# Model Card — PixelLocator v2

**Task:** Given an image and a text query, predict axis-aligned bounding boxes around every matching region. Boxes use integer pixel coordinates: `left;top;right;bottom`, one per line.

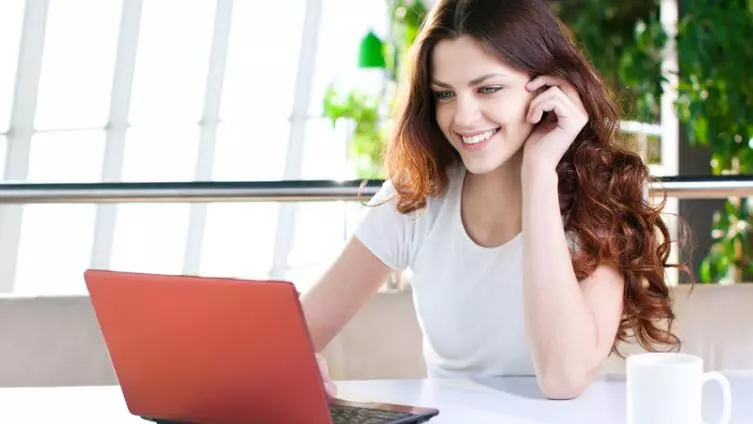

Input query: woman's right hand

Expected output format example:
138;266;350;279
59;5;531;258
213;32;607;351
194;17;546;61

301;236;393;399
316;353;337;398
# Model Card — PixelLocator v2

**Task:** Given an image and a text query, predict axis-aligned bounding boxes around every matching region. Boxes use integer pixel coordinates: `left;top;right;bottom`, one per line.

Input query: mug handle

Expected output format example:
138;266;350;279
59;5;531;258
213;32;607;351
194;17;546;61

702;371;732;424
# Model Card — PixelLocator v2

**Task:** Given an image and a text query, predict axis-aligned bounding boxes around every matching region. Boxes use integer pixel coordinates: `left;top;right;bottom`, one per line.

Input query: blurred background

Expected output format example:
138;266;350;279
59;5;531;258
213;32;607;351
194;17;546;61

0;0;750;297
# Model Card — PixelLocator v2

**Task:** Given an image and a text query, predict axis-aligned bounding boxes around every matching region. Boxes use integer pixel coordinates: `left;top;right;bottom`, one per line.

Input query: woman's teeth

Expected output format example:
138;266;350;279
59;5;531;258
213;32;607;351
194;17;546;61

462;129;497;144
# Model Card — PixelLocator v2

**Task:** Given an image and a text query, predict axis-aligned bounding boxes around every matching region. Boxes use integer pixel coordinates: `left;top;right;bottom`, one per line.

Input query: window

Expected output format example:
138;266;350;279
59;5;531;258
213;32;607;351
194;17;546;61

0;0;391;294
0;0;25;133
14;131;104;294
0;137;7;178
34;0;121;130
128;0;216;126
109;125;200;276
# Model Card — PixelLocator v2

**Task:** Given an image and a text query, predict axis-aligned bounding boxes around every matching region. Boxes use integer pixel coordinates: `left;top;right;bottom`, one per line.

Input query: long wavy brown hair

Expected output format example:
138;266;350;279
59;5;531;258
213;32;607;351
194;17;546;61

383;0;691;355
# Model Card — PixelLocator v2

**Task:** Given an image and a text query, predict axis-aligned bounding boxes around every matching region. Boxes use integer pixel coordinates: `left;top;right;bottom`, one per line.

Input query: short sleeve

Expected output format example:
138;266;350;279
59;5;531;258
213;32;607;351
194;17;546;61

354;180;417;271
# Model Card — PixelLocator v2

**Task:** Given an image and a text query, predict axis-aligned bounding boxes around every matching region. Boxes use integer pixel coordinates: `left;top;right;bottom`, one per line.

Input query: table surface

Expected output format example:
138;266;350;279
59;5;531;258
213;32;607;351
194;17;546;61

0;371;751;423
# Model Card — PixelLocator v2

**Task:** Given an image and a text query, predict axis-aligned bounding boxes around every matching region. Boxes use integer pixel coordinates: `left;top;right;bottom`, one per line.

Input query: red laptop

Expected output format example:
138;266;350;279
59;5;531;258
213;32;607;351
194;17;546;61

84;269;439;424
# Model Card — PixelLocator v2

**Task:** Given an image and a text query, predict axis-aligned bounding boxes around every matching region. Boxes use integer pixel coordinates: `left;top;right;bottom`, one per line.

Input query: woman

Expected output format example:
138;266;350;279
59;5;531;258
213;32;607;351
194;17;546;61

302;0;684;399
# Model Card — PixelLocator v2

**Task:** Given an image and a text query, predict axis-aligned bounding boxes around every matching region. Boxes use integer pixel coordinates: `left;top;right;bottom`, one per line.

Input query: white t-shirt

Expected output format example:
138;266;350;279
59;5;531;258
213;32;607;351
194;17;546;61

354;165;535;378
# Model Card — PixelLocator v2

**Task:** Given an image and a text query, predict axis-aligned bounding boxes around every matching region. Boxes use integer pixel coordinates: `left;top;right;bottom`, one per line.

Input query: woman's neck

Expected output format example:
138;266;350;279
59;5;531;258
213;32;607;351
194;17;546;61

461;150;524;247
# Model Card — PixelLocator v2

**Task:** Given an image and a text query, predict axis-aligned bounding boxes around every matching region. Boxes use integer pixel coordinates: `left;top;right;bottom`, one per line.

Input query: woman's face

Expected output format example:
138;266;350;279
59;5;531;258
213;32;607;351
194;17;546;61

430;35;536;175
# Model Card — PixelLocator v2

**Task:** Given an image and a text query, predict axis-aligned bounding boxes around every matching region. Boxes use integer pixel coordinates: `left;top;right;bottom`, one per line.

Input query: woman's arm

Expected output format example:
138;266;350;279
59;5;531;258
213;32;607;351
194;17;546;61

521;167;624;399
301;236;393;352
520;75;625;399
302;180;414;352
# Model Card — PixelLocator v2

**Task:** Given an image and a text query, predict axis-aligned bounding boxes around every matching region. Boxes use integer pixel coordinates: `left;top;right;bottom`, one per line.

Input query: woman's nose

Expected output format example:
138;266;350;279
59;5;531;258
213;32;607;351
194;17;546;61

453;96;483;128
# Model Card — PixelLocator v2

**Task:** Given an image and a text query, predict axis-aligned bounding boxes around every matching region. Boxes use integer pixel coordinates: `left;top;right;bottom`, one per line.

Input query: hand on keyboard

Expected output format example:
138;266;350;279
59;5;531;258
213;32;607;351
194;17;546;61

316;353;338;397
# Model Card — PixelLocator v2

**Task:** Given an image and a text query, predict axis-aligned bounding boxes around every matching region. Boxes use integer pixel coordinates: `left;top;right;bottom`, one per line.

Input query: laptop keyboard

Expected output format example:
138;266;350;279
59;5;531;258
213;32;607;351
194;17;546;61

330;404;415;424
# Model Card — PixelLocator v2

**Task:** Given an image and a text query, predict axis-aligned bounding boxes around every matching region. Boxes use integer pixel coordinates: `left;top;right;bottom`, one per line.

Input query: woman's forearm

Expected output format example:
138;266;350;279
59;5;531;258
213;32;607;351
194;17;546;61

521;168;601;398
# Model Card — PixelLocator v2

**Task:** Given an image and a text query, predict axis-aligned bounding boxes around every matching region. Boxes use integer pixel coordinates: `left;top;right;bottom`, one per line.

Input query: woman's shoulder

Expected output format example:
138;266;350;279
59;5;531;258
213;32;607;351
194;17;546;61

369;164;463;211
354;166;462;271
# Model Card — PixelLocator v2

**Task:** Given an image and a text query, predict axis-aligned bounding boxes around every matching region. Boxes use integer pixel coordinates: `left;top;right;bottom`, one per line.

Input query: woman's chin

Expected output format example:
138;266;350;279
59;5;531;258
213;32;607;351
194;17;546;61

460;152;523;176
461;159;503;175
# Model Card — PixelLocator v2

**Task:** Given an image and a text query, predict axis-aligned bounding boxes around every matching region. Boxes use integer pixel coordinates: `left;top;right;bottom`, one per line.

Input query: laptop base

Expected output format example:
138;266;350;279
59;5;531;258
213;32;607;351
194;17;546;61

139;397;439;424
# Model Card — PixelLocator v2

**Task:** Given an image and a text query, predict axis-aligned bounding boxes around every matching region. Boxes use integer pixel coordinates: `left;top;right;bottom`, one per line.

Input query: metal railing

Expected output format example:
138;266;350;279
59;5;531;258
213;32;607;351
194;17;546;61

0;176;752;204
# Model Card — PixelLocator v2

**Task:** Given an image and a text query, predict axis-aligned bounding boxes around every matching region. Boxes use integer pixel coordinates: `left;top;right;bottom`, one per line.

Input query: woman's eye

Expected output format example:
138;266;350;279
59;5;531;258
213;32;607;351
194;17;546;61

480;86;503;95
433;91;454;101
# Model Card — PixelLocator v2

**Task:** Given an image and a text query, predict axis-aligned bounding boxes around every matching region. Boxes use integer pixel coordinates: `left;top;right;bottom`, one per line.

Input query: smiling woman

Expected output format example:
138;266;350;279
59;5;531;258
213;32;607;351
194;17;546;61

430;37;537;175
301;0;688;401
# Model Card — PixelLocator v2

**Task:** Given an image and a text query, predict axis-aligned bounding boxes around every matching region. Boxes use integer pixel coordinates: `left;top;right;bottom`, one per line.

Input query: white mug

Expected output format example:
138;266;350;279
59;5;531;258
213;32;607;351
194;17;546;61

627;352;731;424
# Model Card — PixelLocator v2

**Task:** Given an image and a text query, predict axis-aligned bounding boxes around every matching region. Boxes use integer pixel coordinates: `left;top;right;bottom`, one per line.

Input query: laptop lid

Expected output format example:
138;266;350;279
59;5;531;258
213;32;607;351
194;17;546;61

84;269;334;424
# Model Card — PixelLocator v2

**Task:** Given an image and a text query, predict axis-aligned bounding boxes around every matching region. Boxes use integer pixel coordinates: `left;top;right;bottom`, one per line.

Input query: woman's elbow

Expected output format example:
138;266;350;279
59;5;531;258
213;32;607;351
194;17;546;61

537;371;590;400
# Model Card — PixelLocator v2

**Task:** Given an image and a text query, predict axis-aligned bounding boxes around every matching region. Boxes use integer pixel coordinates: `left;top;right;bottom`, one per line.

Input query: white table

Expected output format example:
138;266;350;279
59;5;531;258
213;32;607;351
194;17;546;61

338;371;753;423
0;372;751;423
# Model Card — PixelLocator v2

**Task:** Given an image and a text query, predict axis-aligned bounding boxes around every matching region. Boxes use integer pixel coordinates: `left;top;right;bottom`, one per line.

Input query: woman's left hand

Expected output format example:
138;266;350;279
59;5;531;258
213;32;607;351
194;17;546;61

521;76;589;175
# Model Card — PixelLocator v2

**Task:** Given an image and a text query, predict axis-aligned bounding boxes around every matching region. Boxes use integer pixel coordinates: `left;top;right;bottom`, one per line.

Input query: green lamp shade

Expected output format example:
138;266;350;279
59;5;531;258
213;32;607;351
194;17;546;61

358;30;386;69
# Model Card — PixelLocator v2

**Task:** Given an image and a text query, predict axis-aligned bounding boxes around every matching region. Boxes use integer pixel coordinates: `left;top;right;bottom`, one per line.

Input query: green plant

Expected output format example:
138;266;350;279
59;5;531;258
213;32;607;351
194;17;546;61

674;0;753;283
551;0;666;123
321;0;428;179
322;87;385;178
